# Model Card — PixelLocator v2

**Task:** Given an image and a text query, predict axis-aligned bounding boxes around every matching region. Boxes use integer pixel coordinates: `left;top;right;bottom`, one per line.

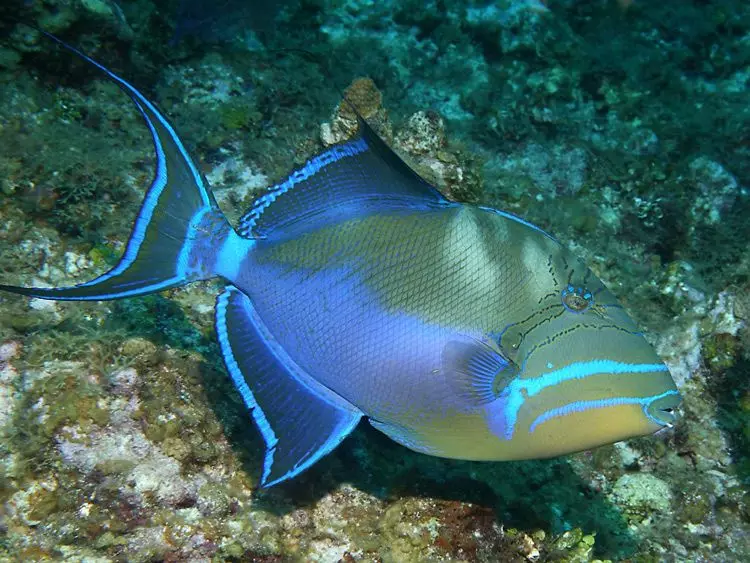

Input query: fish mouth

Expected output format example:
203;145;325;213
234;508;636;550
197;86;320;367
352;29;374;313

644;390;682;428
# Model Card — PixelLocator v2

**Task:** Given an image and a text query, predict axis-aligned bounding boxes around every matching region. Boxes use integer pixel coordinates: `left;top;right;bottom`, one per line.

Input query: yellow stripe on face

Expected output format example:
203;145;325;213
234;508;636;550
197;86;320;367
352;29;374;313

488;360;672;440
513;401;666;458
528;389;680;433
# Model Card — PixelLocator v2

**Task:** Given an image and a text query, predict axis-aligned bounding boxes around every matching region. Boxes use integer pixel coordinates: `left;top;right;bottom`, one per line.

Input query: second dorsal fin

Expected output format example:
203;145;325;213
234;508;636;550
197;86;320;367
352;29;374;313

238;118;450;239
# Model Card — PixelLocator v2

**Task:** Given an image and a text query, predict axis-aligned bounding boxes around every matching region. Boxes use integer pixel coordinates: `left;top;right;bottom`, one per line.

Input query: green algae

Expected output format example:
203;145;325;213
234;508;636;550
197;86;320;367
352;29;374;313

129;347;226;464
611;473;673;524
0;76;144;244
676;480;713;525
712;356;750;483
10;362;110;474
219;98;262;132
110;294;206;350
0;2;749;561
548;528;597;562
703;332;740;374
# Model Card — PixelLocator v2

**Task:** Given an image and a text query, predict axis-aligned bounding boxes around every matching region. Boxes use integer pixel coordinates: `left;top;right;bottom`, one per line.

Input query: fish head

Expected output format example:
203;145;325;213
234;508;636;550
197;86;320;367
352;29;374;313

487;239;681;458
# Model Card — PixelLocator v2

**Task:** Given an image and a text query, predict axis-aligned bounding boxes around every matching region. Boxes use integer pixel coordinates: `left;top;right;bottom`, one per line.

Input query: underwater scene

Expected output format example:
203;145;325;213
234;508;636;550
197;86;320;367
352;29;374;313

0;0;749;561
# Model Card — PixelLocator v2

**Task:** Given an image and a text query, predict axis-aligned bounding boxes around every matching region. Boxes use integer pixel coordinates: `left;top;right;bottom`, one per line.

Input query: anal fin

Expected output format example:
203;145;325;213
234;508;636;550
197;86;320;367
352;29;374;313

215;286;362;487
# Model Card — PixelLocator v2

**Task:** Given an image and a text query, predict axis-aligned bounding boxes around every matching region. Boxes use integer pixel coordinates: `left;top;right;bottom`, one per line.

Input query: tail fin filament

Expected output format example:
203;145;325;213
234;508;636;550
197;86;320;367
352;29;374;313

0;34;243;301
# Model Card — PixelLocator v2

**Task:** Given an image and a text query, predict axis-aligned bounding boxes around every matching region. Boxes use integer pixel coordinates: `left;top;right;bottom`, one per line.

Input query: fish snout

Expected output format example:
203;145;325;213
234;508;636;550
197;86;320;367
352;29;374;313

643;388;682;429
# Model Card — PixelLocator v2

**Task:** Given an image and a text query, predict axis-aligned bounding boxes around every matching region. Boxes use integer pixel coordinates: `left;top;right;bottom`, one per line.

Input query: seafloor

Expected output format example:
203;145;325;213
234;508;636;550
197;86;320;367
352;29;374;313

0;1;748;561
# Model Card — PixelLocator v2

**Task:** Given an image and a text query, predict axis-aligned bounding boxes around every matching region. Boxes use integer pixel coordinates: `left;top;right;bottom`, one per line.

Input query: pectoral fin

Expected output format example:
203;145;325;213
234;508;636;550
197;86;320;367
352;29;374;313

215;286;362;487
442;338;518;405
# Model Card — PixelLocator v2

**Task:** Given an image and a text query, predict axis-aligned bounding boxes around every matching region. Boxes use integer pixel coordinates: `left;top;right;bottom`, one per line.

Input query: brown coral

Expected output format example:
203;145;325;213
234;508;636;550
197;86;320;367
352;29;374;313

320;78;391;146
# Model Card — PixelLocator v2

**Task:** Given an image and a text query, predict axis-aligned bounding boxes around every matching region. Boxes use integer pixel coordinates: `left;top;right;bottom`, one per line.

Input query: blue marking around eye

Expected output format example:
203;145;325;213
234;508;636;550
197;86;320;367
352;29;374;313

528;389;680;432
561;284;594;313
495;360;670;439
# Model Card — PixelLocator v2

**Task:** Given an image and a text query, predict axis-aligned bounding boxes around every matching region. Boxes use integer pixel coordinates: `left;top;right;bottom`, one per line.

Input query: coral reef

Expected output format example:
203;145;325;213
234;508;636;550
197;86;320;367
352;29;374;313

0;0;749;561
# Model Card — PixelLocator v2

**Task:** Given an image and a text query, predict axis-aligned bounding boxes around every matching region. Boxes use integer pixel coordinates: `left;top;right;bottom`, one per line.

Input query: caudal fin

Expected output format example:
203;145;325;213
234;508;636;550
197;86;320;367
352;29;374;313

0;34;246;301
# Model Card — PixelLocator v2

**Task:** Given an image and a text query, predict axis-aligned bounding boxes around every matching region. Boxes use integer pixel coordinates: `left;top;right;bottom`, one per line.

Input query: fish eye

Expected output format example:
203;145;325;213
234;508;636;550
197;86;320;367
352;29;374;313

561;285;594;313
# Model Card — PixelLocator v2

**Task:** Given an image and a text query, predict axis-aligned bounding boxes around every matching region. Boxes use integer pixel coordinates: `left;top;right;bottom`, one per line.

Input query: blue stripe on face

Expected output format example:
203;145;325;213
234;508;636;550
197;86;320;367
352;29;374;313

518;325;645;373
490;360;670;439
523;360;669;395
528;389;681;432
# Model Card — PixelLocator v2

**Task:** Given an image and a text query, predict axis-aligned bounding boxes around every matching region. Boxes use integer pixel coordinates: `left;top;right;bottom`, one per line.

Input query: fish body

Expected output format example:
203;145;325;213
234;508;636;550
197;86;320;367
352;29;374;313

1;35;680;487
238;203;676;464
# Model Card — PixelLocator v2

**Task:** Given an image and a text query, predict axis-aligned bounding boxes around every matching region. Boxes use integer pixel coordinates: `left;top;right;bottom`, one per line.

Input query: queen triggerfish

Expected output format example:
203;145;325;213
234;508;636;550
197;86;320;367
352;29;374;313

0;35;681;487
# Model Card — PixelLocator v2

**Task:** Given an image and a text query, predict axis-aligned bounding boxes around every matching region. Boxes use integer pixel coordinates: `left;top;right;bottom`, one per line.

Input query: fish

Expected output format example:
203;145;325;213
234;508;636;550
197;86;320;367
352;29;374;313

0;35;681;487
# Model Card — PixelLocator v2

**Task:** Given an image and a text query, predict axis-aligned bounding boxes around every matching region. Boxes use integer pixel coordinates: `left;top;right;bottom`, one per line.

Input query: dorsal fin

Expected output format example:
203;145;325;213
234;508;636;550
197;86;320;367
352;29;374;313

238;118;450;239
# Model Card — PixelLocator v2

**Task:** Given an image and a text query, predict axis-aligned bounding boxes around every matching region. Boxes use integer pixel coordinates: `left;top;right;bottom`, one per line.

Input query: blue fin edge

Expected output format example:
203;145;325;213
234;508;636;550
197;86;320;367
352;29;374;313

237;136;370;237
216;288;278;484
215;286;361;487
43;33;210;207
478;206;558;243
11;33;214;300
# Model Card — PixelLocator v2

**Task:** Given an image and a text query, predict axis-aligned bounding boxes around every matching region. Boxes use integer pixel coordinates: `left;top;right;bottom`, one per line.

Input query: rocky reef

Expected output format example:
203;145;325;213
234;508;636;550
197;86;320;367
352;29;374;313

0;0;749;561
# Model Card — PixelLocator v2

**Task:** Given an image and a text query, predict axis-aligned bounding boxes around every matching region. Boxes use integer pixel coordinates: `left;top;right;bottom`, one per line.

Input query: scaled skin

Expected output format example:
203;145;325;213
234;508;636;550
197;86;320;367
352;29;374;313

227;203;680;460
0;34;680;486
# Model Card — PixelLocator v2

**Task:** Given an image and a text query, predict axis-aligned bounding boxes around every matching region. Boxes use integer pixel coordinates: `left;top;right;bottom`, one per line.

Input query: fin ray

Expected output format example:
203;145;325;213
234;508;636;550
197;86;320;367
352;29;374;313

238;118;451;239
215;285;362;487
0;34;234;301
442;338;518;405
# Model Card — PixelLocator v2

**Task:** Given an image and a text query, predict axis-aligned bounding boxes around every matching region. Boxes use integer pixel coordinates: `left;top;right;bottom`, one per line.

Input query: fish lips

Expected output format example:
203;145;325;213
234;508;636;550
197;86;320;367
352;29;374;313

644;389;682;429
